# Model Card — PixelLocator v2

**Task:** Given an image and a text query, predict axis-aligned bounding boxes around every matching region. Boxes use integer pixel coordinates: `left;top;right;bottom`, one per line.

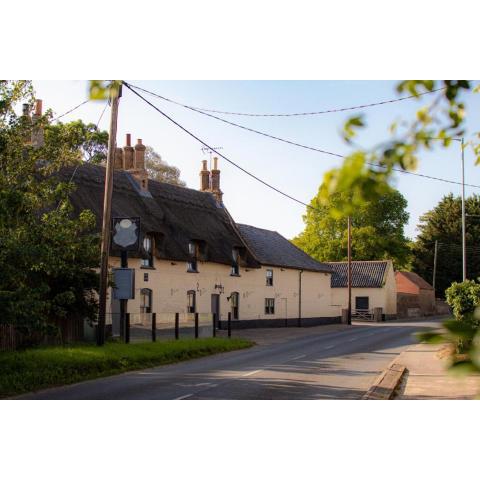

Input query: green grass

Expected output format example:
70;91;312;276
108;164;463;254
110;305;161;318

0;337;253;398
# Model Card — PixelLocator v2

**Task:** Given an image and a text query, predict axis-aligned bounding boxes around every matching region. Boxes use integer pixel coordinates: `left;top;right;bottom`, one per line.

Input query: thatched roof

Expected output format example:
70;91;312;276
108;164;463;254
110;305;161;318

237;224;332;273
60;163;259;267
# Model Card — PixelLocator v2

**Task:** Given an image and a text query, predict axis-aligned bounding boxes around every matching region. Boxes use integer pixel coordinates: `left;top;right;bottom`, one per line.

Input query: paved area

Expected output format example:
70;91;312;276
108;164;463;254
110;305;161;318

19;318;443;400
395;343;480;399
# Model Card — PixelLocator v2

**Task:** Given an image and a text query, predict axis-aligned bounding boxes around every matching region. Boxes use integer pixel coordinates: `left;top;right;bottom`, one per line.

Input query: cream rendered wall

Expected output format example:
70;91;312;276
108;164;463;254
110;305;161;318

106;257;339;322
329;261;397;315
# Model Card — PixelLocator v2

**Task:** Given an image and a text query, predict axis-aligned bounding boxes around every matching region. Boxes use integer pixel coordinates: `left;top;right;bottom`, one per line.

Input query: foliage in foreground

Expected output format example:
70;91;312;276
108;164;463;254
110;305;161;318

317;81;478;219
0;81;100;335
0;337;253;398
418;280;480;375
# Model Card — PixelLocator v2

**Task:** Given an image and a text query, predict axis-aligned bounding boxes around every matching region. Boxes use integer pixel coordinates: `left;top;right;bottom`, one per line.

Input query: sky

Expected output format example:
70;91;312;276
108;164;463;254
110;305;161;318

31;80;480;241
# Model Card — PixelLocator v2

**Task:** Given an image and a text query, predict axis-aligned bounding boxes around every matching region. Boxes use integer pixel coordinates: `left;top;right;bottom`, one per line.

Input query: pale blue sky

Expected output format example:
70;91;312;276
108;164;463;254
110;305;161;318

32;80;480;240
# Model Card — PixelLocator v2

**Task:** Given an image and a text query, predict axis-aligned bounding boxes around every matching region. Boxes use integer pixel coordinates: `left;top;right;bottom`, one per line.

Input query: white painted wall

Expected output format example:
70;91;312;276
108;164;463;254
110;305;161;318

106;257;339;323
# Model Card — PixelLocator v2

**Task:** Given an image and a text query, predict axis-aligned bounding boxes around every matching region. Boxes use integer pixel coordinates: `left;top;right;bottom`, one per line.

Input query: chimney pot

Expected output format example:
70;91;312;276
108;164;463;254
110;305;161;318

22;104;30;117
213;157;218;170
137;138;143;145
126;133;131;147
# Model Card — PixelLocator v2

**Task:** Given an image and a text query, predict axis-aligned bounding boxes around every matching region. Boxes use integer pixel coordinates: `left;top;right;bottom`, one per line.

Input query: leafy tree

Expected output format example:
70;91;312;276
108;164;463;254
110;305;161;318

45;120;108;164
145;146;186;186
412;194;480;298
293;185;411;269
0;81;100;337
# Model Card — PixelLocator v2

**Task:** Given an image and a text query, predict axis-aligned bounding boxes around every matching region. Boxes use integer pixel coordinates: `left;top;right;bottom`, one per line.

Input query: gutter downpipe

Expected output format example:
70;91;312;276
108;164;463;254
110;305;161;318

298;269;303;327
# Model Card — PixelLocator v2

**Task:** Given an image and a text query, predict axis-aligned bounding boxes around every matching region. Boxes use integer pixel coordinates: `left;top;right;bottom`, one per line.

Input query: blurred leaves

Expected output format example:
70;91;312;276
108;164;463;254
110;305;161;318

88;80;121;101
320;80;479;217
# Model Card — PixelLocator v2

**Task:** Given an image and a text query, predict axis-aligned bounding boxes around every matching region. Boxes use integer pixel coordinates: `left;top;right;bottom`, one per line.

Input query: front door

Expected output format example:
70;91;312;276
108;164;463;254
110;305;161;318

211;294;220;328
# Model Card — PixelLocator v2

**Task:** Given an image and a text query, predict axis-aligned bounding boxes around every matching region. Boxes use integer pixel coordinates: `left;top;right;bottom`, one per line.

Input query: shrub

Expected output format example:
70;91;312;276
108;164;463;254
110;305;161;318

445;280;480;351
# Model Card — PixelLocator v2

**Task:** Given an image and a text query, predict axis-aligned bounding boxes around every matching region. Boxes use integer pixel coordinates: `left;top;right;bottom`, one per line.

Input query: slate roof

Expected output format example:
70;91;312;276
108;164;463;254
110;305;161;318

59;163;259;267
396;271;433;290
237;224;332;273
326;260;390;288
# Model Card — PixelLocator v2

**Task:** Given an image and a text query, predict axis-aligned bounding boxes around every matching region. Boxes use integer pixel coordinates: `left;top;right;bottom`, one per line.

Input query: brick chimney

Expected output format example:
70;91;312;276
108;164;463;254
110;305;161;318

114;147;124;169
134;138;146;170
210;157;223;203
31;100;44;147
200;160;210;191
114;134;149;192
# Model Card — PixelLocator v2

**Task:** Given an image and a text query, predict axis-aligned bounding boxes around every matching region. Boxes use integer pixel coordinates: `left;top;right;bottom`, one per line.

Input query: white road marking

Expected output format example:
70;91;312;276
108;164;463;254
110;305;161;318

242;369;262;377
347;337;359;342
291;354;306;360
175;393;193;400
324;345;335;349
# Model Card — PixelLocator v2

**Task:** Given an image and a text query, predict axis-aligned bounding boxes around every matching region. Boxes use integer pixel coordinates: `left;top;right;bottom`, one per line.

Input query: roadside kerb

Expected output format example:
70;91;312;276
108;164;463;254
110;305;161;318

363;361;407;400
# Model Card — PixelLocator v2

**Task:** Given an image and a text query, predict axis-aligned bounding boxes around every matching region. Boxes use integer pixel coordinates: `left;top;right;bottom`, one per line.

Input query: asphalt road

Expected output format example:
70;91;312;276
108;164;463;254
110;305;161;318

20;318;443;400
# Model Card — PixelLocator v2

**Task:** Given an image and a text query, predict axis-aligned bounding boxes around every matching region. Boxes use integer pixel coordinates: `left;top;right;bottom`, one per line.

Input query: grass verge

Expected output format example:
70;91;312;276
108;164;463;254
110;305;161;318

0;337;253;398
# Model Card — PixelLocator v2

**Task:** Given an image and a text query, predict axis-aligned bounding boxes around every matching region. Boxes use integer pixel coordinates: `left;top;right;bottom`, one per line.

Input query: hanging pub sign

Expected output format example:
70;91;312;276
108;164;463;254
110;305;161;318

111;217;141;251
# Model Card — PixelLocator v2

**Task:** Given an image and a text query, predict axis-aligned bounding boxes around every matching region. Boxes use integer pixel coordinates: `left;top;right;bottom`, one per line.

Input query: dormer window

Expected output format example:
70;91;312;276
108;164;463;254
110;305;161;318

187;241;199;272
231;247;240;276
141;234;154;268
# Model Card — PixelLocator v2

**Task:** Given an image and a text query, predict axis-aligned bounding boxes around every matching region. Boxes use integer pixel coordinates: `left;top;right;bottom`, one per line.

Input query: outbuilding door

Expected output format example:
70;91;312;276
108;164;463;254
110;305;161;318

355;296;369;311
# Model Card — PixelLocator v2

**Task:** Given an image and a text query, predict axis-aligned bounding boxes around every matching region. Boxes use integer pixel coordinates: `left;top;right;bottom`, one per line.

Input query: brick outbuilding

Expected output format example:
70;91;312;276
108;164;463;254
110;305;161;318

395;271;435;317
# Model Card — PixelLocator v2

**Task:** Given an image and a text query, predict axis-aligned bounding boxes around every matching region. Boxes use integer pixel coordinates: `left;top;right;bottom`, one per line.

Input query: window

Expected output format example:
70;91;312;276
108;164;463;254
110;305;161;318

187;241;198;272
266;269;273;286
141;234;153;268
231;248;240;276
187;290;196;313
230;292;239;320
265;298;275;315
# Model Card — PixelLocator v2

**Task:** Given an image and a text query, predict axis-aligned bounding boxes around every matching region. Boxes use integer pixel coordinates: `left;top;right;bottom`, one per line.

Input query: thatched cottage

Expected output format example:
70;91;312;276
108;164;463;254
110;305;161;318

65;134;340;330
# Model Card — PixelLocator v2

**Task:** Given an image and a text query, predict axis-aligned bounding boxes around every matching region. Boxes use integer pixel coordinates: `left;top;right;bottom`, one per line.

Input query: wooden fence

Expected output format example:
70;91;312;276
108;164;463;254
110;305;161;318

0;317;86;352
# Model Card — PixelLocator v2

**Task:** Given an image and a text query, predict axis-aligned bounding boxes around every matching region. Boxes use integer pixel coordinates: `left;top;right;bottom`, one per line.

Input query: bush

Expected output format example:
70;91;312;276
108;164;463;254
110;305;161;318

445;280;480;351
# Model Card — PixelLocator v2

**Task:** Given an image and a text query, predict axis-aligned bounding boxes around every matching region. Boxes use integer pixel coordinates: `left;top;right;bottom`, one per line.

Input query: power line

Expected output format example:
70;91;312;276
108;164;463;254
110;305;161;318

51;100;90;122
95;102;109;129
128;83;445;117
125;82;480;190
122;82;311;209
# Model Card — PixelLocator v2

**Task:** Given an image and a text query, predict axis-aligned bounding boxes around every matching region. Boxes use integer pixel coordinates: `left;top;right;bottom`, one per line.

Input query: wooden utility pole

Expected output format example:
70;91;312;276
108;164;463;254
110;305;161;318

432;240;438;293
97;84;121;346
347;216;352;325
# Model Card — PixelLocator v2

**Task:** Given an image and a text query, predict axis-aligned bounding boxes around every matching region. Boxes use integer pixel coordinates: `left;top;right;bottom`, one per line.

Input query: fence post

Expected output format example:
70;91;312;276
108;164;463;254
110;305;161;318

194;312;199;339
152;313;156;342
228;311;231;338
175;313;179;340
125;313;130;344
212;313;216;338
